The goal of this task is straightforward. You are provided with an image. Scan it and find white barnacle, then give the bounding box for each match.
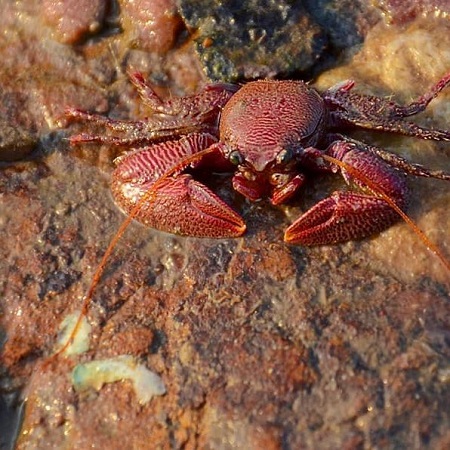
[55,311,92,356]
[72,355,166,404]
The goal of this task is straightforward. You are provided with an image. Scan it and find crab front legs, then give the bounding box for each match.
[111,132,246,238]
[284,141,409,245]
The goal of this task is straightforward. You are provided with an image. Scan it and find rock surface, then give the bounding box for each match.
[0,1,449,449]
[178,0,326,81]
[119,0,183,54]
[42,0,108,44]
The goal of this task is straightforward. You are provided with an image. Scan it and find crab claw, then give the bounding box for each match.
[112,173,246,238]
[284,191,403,245]
[284,140,409,245]
[109,133,246,238]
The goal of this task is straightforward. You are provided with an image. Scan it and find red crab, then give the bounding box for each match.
[67,72,450,245]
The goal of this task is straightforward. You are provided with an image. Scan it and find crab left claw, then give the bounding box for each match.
[284,141,409,245]
[111,133,246,238]
[113,174,246,238]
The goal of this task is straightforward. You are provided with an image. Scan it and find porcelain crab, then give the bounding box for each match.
[67,72,450,245]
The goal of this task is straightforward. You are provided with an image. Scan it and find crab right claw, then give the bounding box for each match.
[284,191,404,245]
[284,140,409,245]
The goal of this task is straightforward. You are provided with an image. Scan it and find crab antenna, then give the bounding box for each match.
[322,154,450,273]
[51,145,218,359]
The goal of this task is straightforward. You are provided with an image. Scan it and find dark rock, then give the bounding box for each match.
[303,0,382,50]
[178,0,326,81]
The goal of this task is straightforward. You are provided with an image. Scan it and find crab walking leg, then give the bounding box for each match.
[66,108,147,133]
[389,72,450,117]
[325,72,450,141]
[111,132,246,237]
[69,132,163,147]
[128,71,239,116]
[66,77,239,146]
[284,141,409,245]
[68,127,204,147]
[66,108,200,146]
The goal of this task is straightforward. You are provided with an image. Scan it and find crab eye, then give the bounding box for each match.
[276,148,294,165]
[229,150,244,166]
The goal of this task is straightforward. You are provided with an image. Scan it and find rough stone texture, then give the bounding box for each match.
[178,0,383,81]
[119,0,184,54]
[376,0,450,25]
[0,1,449,449]
[0,119,37,162]
[42,0,108,44]
[178,0,327,81]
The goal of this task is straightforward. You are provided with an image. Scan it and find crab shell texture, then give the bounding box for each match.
[220,81,326,204]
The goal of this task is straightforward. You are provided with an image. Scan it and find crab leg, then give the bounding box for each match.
[325,72,450,141]
[128,71,239,117]
[66,77,239,146]
[66,108,147,132]
[111,133,246,238]
[66,108,202,146]
[284,141,409,245]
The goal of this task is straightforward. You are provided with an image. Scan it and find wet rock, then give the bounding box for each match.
[42,0,108,44]
[0,2,111,147]
[303,0,382,50]
[119,0,184,54]
[178,0,326,81]
[0,385,22,450]
[0,119,36,161]
[376,0,450,25]
[0,1,449,449]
